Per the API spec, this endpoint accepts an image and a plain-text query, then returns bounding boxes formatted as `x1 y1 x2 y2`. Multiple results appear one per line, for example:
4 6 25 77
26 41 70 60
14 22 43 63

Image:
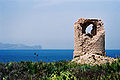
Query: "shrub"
0 58 120 80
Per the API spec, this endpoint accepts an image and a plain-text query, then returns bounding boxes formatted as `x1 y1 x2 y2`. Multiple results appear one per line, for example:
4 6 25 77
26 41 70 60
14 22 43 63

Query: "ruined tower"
73 18 105 58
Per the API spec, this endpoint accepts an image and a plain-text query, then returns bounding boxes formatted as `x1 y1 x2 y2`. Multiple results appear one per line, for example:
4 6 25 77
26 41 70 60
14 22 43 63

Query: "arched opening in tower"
80 22 97 38
86 24 93 34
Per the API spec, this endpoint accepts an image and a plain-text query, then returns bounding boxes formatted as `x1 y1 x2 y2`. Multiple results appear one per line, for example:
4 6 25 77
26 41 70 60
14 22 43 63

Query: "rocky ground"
72 54 117 65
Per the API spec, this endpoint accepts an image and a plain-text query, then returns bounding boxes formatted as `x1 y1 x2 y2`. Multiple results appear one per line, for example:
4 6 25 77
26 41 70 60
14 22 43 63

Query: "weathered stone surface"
72 18 116 65
72 53 116 65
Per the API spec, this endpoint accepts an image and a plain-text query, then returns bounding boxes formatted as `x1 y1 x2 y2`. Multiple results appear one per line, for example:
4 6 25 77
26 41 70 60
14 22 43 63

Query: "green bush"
50 71 77 80
0 58 120 80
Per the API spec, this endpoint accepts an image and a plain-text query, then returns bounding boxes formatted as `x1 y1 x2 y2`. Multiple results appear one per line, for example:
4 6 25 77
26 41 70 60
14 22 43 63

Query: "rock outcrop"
72 18 116 65
72 53 116 65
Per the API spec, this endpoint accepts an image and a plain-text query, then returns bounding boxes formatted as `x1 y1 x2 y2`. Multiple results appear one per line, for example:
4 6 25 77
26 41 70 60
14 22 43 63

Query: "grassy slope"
0 58 120 80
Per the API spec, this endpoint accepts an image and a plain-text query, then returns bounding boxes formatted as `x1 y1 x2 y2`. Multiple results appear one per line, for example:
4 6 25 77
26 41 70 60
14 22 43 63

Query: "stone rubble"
72 54 117 65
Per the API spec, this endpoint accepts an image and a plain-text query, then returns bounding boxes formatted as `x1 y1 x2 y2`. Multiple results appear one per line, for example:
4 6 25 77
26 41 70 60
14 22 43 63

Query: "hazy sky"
0 0 120 49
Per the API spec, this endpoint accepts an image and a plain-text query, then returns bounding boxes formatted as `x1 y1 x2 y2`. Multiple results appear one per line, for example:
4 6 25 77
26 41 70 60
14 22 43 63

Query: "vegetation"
0 58 120 80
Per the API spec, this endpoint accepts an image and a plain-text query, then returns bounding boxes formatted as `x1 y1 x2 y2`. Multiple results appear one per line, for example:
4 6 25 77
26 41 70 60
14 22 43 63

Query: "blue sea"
0 50 120 63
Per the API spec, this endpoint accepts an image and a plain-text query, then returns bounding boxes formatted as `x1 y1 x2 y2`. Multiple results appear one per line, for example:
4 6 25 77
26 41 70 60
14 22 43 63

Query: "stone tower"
73 18 105 58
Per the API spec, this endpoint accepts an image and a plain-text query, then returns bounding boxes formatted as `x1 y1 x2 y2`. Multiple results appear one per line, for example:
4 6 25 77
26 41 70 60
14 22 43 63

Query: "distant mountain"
0 42 42 50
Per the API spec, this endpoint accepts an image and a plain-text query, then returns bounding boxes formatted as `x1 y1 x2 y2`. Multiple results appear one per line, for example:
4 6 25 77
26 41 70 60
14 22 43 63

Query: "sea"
0 49 120 63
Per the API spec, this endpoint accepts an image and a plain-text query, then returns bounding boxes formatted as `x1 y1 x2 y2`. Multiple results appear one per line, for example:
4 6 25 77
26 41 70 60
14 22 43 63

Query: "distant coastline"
0 42 42 50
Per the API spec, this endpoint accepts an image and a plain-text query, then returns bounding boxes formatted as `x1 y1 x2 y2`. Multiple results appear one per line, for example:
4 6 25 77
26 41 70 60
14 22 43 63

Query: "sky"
0 0 120 49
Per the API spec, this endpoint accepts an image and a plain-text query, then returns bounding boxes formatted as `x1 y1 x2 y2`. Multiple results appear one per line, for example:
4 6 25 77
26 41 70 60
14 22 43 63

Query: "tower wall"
73 18 105 58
